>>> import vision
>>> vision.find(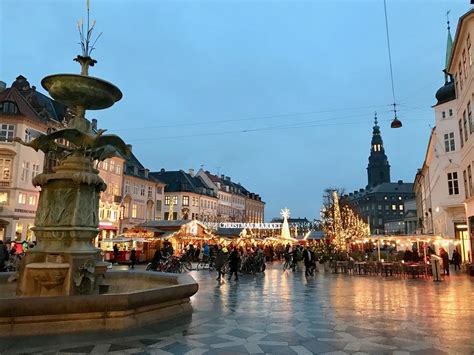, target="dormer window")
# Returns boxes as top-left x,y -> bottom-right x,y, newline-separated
1,101 -> 18,114
373,144 -> 381,152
